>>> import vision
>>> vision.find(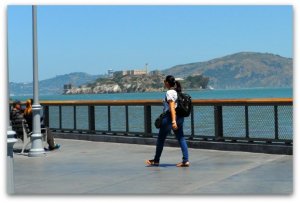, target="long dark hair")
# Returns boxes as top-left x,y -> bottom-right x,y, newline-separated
165,75 -> 182,93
